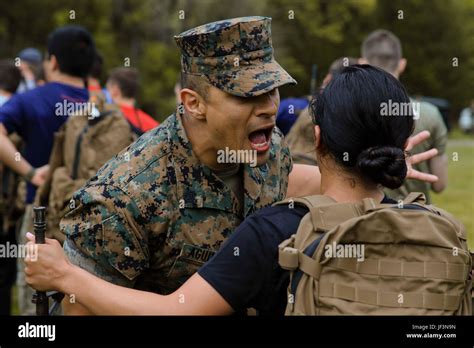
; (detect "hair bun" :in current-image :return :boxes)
[356,146,407,189]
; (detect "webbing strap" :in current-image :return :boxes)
[403,192,427,204]
[310,204,363,232]
[279,246,322,278]
[319,282,461,310]
[330,258,468,281]
[298,252,322,279]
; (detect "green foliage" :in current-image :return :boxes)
[138,41,180,121]
[0,0,472,118]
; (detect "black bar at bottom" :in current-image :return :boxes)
[0,316,472,346]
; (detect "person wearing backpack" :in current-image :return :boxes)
[25,65,472,316]
[0,25,95,315]
[106,67,159,135]
[31,91,136,245]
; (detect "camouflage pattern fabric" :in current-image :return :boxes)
[174,16,296,97]
[61,112,292,294]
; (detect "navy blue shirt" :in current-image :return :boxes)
[0,82,89,203]
[198,196,425,316]
[199,204,305,316]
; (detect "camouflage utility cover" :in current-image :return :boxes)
[175,16,296,97]
[61,112,292,293]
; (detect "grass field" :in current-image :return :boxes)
[431,134,474,248]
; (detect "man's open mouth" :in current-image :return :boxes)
[248,125,273,153]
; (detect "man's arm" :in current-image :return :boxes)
[59,184,150,315]
[0,123,32,177]
[0,122,49,187]
[430,154,448,193]
[427,109,449,193]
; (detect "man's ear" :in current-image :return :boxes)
[397,58,407,76]
[180,88,207,120]
[49,55,59,72]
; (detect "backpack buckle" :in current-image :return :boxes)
[279,247,299,270]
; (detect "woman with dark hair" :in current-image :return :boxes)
[24,65,454,315]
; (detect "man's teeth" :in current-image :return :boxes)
[253,141,268,147]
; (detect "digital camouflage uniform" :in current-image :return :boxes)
[61,16,296,295]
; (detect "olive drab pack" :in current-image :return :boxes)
[34,92,136,242]
[277,193,473,315]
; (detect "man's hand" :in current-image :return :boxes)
[405,130,439,183]
[30,164,50,187]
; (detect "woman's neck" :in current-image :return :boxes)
[320,167,385,203]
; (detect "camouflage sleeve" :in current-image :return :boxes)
[63,238,134,287]
[60,183,150,285]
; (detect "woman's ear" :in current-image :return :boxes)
[314,125,321,149]
[180,88,207,121]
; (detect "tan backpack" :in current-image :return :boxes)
[277,193,473,315]
[34,92,136,242]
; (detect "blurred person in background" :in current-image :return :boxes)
[360,29,448,203]
[106,67,159,135]
[0,60,22,106]
[458,99,474,134]
[286,57,358,165]
[87,52,113,103]
[16,48,43,93]
[276,97,309,136]
[0,59,22,315]
[0,25,95,314]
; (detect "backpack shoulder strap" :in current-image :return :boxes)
[402,192,427,204]
[274,195,336,210]
[307,197,390,232]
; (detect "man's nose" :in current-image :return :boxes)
[255,92,279,118]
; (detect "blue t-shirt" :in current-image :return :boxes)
[276,97,310,135]
[0,82,89,203]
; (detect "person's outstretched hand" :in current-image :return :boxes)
[405,130,439,183]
